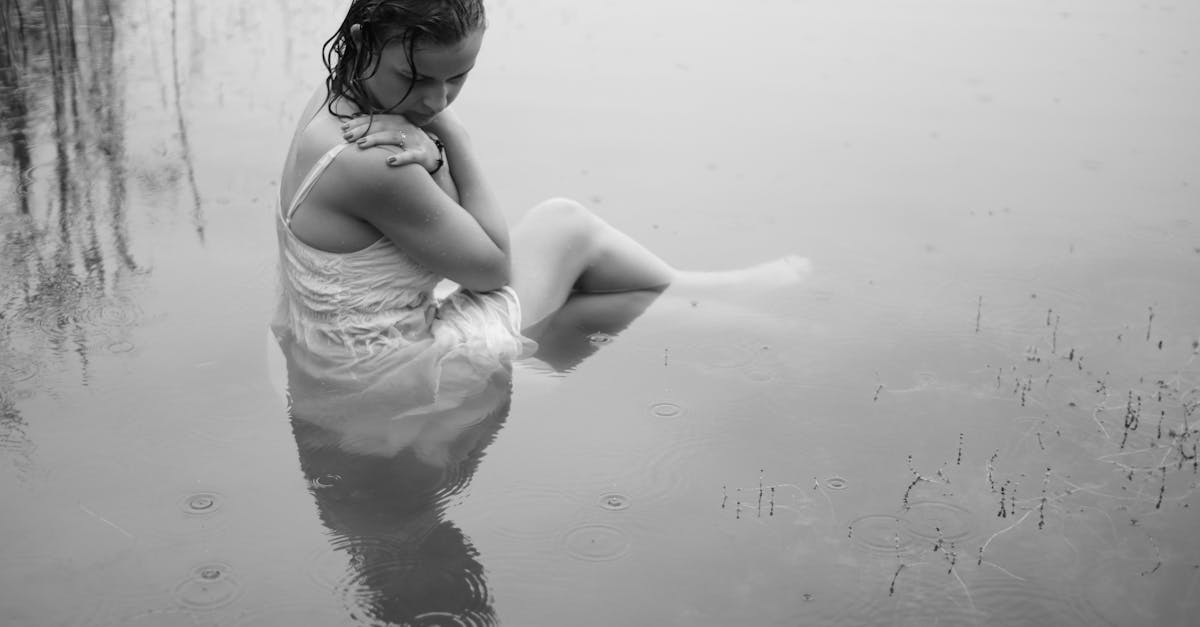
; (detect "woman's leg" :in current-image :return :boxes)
[509,198,675,328]
[509,197,812,329]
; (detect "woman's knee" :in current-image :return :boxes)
[525,197,594,225]
[520,197,603,245]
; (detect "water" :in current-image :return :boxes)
[2,0,1199,625]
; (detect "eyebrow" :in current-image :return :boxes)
[400,64,476,80]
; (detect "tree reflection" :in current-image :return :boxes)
[0,0,139,377]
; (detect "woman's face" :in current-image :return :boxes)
[362,28,484,125]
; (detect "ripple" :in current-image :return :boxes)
[310,473,342,490]
[333,548,492,626]
[489,483,580,543]
[901,501,977,543]
[850,562,987,626]
[181,492,221,516]
[118,488,231,541]
[649,402,683,417]
[81,298,143,328]
[626,433,712,501]
[31,308,82,339]
[598,492,631,511]
[172,563,241,610]
[305,546,353,593]
[10,388,35,401]
[0,356,39,383]
[970,572,1115,626]
[233,603,353,626]
[562,523,631,561]
[744,366,778,382]
[121,610,210,626]
[106,341,136,354]
[848,514,918,555]
[825,476,848,490]
[586,332,615,346]
[411,611,487,627]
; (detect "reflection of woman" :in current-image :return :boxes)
[286,359,513,625]
[273,0,808,622]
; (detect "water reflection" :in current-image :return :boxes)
[277,285,663,624]
[0,0,148,381]
[284,352,511,625]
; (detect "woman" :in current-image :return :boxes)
[271,2,808,622]
[275,0,810,394]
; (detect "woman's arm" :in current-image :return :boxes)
[343,111,504,252]
[423,109,509,258]
[319,143,510,292]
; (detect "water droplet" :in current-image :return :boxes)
[31,309,80,339]
[599,493,630,511]
[562,523,631,561]
[826,476,848,490]
[310,474,340,489]
[587,332,615,345]
[82,299,142,328]
[173,563,241,610]
[182,492,220,515]
[649,402,683,417]
[107,341,135,353]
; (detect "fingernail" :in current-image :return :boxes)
[343,132,352,140]
[340,124,348,130]
[357,138,366,146]
[386,157,397,165]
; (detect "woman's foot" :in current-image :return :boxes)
[672,255,813,291]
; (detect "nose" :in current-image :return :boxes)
[417,82,450,114]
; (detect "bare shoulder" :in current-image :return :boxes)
[318,141,427,221]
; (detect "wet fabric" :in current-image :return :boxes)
[272,143,536,424]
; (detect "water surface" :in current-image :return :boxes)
[2,0,1198,625]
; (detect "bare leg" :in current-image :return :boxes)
[509,198,674,328]
[509,197,811,329]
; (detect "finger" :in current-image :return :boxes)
[341,117,391,141]
[384,150,423,167]
[340,115,374,133]
[355,131,408,150]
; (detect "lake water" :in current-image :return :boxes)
[2,0,1199,625]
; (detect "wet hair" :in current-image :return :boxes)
[322,0,486,118]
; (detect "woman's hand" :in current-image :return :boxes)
[340,114,444,173]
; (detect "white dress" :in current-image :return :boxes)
[272,142,536,440]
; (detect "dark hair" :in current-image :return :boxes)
[322,0,486,118]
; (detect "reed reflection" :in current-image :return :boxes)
[0,0,142,376]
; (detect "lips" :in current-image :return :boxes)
[408,112,436,126]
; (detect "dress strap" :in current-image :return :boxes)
[283,142,352,224]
